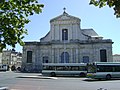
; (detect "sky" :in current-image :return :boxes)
[14,0,120,55]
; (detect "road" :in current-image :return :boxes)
[0,71,120,90]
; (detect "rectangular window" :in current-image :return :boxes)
[100,49,107,62]
[97,65,113,72]
[27,51,32,63]
[114,66,120,72]
[62,29,68,41]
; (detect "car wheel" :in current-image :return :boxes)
[80,72,86,77]
[106,74,111,80]
[50,72,56,77]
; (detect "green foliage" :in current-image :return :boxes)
[90,0,120,18]
[0,0,44,52]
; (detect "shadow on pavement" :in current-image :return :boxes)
[84,78,120,82]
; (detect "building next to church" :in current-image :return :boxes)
[113,54,120,62]
[22,10,113,72]
[0,49,22,69]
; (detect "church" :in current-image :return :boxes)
[22,10,113,72]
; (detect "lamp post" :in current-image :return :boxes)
[63,30,66,63]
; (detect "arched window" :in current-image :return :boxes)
[62,29,68,41]
[100,49,107,62]
[83,56,89,63]
[43,56,49,63]
[61,52,69,63]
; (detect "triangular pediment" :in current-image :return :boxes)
[50,12,80,22]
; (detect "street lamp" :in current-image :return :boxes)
[63,30,66,63]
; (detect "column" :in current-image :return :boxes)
[51,48,55,63]
[73,48,76,63]
[57,48,60,63]
[51,25,55,40]
[70,48,73,63]
[76,48,78,63]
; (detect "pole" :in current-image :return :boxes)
[64,30,66,63]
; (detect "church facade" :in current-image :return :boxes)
[22,11,113,72]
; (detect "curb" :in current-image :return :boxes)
[17,76,58,79]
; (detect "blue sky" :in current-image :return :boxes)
[14,0,120,54]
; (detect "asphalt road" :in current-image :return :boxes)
[0,71,120,90]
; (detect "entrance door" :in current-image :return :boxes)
[83,56,89,63]
[61,52,69,63]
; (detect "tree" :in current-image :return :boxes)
[90,0,120,18]
[0,0,44,51]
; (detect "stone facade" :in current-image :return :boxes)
[22,11,113,72]
[1,49,22,68]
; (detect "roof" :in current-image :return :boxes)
[81,29,102,38]
[81,29,99,37]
